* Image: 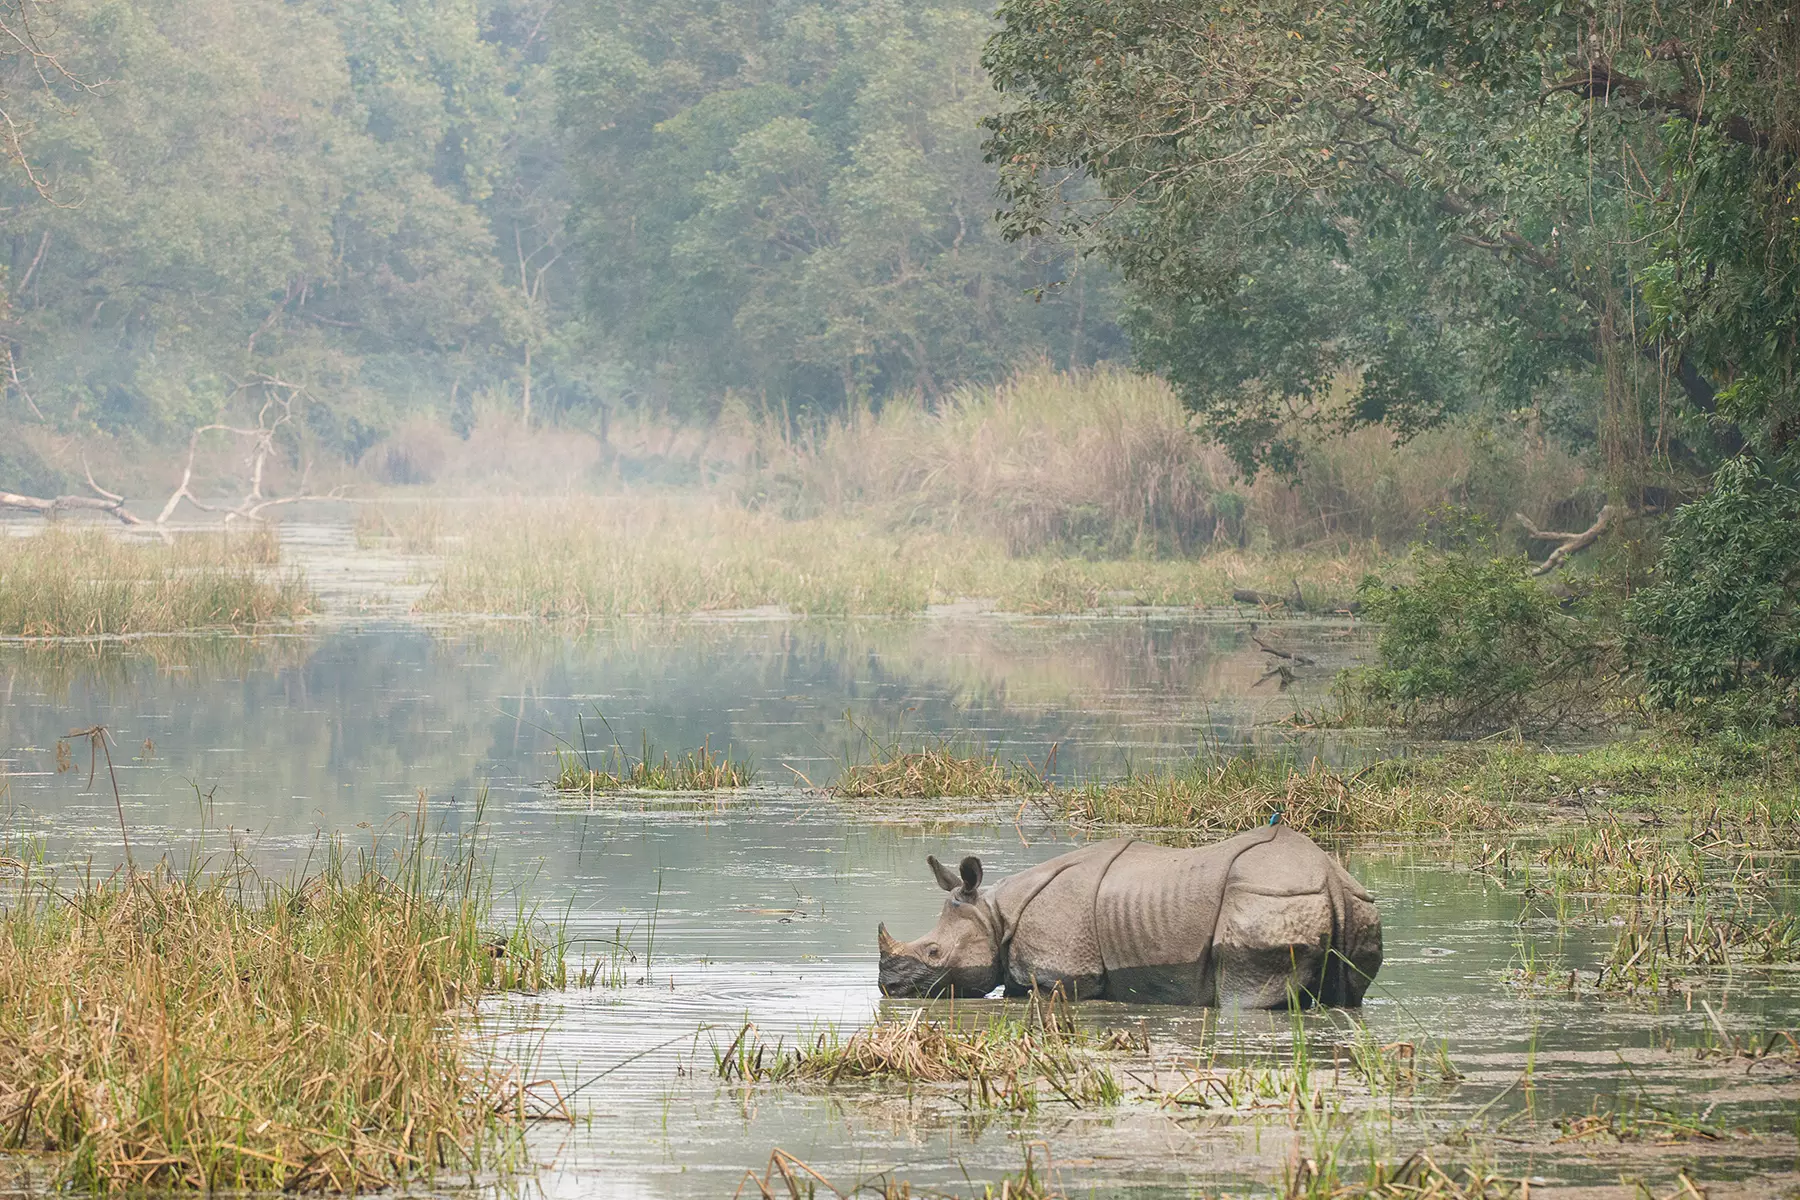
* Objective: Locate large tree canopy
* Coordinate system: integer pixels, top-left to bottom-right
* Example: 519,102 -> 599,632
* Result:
982,0 -> 1799,477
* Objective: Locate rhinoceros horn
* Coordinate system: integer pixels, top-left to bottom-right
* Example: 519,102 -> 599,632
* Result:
877,922 -> 900,955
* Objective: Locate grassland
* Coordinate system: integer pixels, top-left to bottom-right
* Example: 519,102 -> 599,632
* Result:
393,493 -> 1381,619
0,527 -> 309,636
358,362 -> 1606,619
0,828 -> 565,1192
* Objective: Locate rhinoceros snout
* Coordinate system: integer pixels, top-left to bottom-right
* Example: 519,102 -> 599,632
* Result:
877,923 -> 940,997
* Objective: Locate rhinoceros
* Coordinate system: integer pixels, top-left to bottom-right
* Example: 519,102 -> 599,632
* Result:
877,826 -> 1381,1007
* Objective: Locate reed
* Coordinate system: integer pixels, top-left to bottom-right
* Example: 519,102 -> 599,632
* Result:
730,363 -> 1590,555
1057,758 -> 1510,836
1285,1153 -> 1526,1200
0,818 -> 566,1192
411,494 -> 1383,619
737,1144 -> 1064,1200
553,732 -> 754,792
354,502 -> 446,554
0,527 -> 309,636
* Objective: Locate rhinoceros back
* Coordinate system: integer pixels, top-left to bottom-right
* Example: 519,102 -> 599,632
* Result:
1095,828 -> 1282,1004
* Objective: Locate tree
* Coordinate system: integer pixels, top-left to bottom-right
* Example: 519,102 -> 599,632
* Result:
981,0 -> 1798,479
555,0 -> 1118,416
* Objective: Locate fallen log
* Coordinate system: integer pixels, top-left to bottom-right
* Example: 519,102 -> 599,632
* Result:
1,471 -> 148,526
1516,505 -> 1619,576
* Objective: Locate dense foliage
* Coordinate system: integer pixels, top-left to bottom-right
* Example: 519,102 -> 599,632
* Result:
983,0 -> 1799,477
1346,543 -> 1611,733
0,0 -> 1111,463
1627,457 -> 1800,727
0,0 -> 565,454
555,0 -> 1115,414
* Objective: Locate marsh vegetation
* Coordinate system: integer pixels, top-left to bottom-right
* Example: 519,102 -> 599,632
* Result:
0,529 -> 309,637
0,816 -> 566,1192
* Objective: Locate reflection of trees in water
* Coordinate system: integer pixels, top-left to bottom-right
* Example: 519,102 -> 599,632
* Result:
0,620 -> 1373,853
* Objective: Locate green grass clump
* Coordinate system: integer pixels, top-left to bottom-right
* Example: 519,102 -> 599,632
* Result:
553,734 -> 753,792
831,740 -> 1050,800
1056,757 -> 1512,836
0,527 -> 309,636
0,827 -> 565,1192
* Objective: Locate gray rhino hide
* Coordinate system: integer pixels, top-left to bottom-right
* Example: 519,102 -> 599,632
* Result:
991,827 -> 1381,1006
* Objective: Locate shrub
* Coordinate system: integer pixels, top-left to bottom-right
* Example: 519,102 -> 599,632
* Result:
1342,539 -> 1612,733
1626,456 -> 1800,728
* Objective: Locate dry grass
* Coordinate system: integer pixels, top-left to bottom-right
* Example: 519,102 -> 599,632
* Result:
407,494 -> 1384,619
731,364 -> 1229,556
716,1000 -> 1127,1112
831,738 -> 1051,800
0,824 -> 565,1192
0,527 -> 309,636
823,748 -> 1511,835
728,364 -> 1592,554
353,502 -> 445,554
738,1144 -> 1064,1200
1287,1154 -> 1527,1200
1056,759 -> 1513,836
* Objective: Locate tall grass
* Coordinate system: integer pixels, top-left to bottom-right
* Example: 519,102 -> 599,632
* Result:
0,820 -> 565,1192
0,528 -> 309,636
411,494 -> 1379,618
728,364 -> 1592,554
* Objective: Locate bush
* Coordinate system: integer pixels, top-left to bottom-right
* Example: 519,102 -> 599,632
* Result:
1626,456 -> 1800,728
1342,538 -> 1613,733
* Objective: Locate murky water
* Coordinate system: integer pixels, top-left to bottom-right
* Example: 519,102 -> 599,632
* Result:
2,523 -> 1796,1198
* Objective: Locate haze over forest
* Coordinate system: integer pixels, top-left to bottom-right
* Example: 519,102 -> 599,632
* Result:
0,0 -> 1116,484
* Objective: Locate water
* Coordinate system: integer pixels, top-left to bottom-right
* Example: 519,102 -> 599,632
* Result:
2,527 -> 1796,1198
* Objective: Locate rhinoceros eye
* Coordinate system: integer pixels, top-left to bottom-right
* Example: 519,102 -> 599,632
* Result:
925,944 -> 942,960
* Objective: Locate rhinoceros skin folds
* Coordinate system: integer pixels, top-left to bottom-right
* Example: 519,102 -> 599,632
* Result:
877,826 -> 1382,1008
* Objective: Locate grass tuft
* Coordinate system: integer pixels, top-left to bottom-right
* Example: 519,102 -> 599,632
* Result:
552,732 -> 754,792
0,527 -> 309,636
716,999 -> 1128,1112
831,739 -> 1050,800
0,820 -> 565,1193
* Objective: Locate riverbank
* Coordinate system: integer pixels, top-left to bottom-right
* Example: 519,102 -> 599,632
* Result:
0,825 -> 565,1192
0,527 -> 310,636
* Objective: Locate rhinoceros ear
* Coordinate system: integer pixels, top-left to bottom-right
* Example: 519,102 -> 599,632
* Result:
927,855 -> 962,892
958,856 -> 983,895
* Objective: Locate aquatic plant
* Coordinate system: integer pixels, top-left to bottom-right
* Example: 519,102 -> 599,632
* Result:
715,999 -> 1128,1112
1285,1152 -> 1527,1200
1056,757 -> 1511,837
0,816 -> 567,1192
830,737 -> 1050,800
0,527 -> 309,636
354,502 -> 447,554
736,1143 -> 1064,1200
553,731 -> 754,792
1551,1097 -> 1735,1144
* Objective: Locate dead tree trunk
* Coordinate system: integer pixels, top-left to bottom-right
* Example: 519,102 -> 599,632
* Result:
1516,505 -> 1619,575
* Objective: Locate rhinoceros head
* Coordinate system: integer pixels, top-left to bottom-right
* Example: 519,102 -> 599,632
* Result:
878,854 -> 1000,998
